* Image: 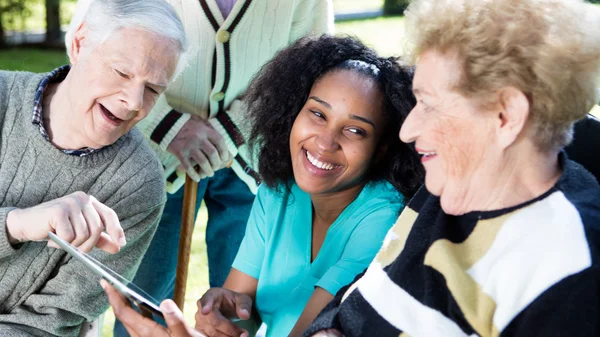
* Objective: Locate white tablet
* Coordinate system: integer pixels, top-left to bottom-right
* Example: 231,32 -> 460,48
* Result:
48,231 -> 164,319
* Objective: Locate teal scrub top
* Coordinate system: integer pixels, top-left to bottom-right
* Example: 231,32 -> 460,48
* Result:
232,180 -> 404,337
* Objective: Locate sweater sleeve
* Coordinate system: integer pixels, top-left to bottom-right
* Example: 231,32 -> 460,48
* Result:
0,182 -> 165,337
135,93 -> 192,152
0,207 -> 21,260
208,99 -> 246,160
302,270 -> 367,337
500,266 -> 600,337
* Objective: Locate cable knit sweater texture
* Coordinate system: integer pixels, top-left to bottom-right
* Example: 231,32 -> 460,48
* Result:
0,70 -> 166,336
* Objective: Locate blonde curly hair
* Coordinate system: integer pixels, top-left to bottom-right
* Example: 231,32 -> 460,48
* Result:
405,0 -> 600,151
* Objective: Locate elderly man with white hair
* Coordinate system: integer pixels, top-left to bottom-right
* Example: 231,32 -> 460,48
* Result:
0,0 -> 186,335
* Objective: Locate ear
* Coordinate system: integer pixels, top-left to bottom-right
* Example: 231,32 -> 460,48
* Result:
495,87 -> 530,149
68,21 -> 88,65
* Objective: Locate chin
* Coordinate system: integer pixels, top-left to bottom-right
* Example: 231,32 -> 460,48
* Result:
296,180 -> 323,194
439,196 -> 469,216
99,130 -> 127,146
424,176 -> 442,197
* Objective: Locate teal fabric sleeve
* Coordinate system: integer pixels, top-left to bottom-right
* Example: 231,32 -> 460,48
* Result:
231,185 -> 272,279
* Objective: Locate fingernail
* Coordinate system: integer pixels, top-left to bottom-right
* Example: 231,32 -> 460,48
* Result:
118,235 -> 126,247
100,279 -> 107,289
241,308 -> 249,316
160,300 -> 181,317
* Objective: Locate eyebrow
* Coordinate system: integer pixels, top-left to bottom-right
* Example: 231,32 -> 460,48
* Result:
309,96 -> 332,110
350,114 -> 376,128
413,87 -> 432,97
309,96 -> 376,128
151,82 -> 168,90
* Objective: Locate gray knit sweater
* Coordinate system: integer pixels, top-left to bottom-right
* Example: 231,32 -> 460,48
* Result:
0,70 -> 166,336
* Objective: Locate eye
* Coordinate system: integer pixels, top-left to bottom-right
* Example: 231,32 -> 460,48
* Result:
115,69 -> 129,79
345,127 -> 367,138
419,100 -> 433,112
310,109 -> 325,119
146,86 -> 159,95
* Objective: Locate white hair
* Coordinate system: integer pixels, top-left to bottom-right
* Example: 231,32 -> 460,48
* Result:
65,0 -> 188,78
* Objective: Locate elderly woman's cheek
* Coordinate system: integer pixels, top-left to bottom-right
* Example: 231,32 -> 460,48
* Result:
435,120 -> 478,180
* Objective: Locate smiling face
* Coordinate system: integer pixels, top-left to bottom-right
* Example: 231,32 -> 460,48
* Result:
289,69 -> 386,196
66,24 -> 179,148
399,49 -> 503,214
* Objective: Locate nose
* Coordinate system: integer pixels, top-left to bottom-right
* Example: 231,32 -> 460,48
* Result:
315,129 -> 340,153
122,82 -> 144,113
399,107 -> 421,144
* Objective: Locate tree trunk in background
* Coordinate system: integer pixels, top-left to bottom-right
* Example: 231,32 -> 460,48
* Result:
0,18 -> 5,49
45,0 -> 61,45
383,0 -> 409,16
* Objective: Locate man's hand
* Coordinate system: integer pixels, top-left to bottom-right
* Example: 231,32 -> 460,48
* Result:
195,288 -> 253,337
102,280 -> 205,337
167,116 -> 233,182
6,191 -> 125,254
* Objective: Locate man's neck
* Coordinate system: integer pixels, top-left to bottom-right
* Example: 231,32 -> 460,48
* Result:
42,77 -> 84,150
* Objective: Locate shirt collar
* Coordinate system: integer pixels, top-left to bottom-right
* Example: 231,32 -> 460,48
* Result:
32,65 -> 101,157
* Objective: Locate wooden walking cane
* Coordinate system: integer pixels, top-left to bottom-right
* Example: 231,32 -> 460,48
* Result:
174,175 -> 198,310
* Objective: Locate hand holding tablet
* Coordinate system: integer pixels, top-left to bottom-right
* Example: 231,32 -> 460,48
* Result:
48,231 -> 163,319
102,280 -> 206,337
48,232 -> 207,337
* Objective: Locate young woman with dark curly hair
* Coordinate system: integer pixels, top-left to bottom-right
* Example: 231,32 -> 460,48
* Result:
102,35 -> 424,337
193,35 -> 424,337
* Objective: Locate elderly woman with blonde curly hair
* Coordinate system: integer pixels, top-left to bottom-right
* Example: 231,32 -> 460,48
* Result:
304,0 -> 600,337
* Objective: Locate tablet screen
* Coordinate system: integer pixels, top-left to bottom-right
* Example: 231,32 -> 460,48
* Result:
48,232 -> 164,319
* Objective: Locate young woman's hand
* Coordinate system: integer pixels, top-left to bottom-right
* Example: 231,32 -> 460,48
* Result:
102,280 -> 204,337
195,287 -> 253,337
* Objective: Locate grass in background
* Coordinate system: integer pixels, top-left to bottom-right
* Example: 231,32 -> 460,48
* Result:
0,48 -> 67,72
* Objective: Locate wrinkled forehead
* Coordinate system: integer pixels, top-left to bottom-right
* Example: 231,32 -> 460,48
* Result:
95,28 -> 180,83
413,49 -> 463,95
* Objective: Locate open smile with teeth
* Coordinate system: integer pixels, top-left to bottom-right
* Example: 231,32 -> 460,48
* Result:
306,150 -> 339,171
419,151 -> 437,158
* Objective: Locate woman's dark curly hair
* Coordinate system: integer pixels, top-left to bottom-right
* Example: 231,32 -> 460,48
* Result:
244,35 -> 425,198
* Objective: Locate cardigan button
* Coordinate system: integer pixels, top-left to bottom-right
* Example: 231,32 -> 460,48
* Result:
216,30 -> 230,43
212,92 -> 225,101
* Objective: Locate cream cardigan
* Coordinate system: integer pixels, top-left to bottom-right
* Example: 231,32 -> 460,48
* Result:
136,0 -> 334,194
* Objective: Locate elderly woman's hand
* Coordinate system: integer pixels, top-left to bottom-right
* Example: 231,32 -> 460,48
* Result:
102,280 -> 205,337
195,287 -> 252,337
5,191 -> 125,254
